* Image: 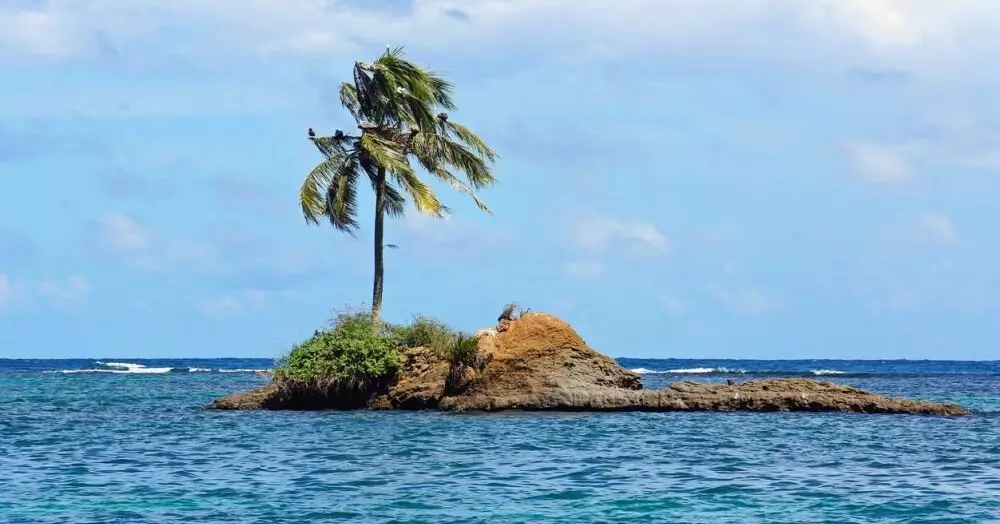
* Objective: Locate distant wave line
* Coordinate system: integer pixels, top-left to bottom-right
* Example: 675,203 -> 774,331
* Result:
46,364 -> 271,375
630,368 -> 849,376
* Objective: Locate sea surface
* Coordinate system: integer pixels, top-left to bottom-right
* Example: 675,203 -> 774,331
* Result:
2,358 -> 999,523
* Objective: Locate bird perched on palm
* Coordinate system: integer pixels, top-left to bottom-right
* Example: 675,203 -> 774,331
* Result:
300,46 -> 498,325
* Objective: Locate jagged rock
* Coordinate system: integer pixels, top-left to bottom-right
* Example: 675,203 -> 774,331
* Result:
209,312 -> 968,416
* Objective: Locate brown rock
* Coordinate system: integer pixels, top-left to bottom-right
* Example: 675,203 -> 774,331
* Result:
208,312 -> 968,416
644,379 -> 968,415
439,313 -> 641,410
383,346 -> 450,409
211,384 -> 278,410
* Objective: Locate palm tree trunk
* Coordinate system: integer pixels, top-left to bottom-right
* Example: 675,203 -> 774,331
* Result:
371,166 -> 386,327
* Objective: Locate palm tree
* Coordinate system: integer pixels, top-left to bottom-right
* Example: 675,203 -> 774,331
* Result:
300,47 -> 498,326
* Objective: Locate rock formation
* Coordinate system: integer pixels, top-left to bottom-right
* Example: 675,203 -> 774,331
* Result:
210,312 -> 968,416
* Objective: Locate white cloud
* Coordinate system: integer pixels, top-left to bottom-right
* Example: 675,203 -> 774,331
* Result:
399,211 -> 513,261
858,249 -> 986,312
0,8 -> 77,63
4,0 -> 1000,125
846,141 -> 912,184
573,216 -> 668,255
89,213 -> 323,291
920,212 -> 957,245
37,275 -> 89,309
905,110 -> 1000,170
1,273 -> 89,312
879,212 -> 960,247
4,0 -> 1000,81
96,212 -> 151,253
93,212 -> 212,271
0,273 -> 26,309
661,295 -> 686,316
710,283 -> 773,315
858,212 -> 981,311
564,260 -> 604,279
199,289 -> 267,316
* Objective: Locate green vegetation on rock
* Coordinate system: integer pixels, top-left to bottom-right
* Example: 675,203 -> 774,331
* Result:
395,316 -> 457,357
449,333 -> 481,368
274,309 -> 482,390
276,312 -> 403,387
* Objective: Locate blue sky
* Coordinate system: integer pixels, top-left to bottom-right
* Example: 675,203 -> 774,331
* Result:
2,1 -> 1000,359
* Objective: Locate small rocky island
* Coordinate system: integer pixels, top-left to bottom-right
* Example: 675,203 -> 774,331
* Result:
211,312 -> 968,416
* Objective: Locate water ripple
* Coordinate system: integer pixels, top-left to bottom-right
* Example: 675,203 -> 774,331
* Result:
0,368 -> 998,522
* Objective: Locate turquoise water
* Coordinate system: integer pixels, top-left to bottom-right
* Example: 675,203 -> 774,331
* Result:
2,358 -> 999,523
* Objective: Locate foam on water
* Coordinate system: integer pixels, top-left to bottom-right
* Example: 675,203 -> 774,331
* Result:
52,362 -> 173,374
631,367 -> 746,374
631,367 -> 852,377
43,362 -> 271,374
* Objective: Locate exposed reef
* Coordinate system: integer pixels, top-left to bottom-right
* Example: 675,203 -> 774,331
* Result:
210,312 -> 968,416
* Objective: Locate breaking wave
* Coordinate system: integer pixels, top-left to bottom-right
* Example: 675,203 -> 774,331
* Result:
630,367 -> 851,377
630,367 -> 747,375
46,362 -> 271,375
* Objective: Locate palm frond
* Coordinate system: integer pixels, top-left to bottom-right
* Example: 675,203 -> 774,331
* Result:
339,83 -> 361,121
402,92 -> 438,135
300,157 -> 338,225
371,48 -> 454,129
359,132 -> 414,178
427,74 -> 456,110
390,167 -> 446,216
300,151 -> 361,233
428,165 -> 491,214
383,183 -> 407,218
411,132 -> 497,189
325,155 -> 361,234
312,133 -> 353,158
440,120 -> 498,163
353,61 -> 383,124
360,160 -> 407,218
371,64 -> 407,125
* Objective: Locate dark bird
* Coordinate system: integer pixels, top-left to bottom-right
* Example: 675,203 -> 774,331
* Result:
334,129 -> 344,139
437,112 -> 449,122
308,127 -> 316,138
386,244 -> 398,249
727,379 -> 736,386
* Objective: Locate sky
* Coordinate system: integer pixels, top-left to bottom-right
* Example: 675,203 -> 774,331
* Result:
2,0 -> 1000,360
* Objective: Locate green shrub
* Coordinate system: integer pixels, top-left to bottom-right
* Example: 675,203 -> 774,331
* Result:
450,333 -> 480,368
276,311 -> 401,389
395,316 -> 456,356
274,308 -> 493,399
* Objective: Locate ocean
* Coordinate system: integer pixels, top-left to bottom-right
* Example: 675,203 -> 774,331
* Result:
2,358 -> 999,523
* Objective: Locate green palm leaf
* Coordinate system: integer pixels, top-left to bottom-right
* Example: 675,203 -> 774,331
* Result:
325,156 -> 361,234
300,152 -> 346,225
